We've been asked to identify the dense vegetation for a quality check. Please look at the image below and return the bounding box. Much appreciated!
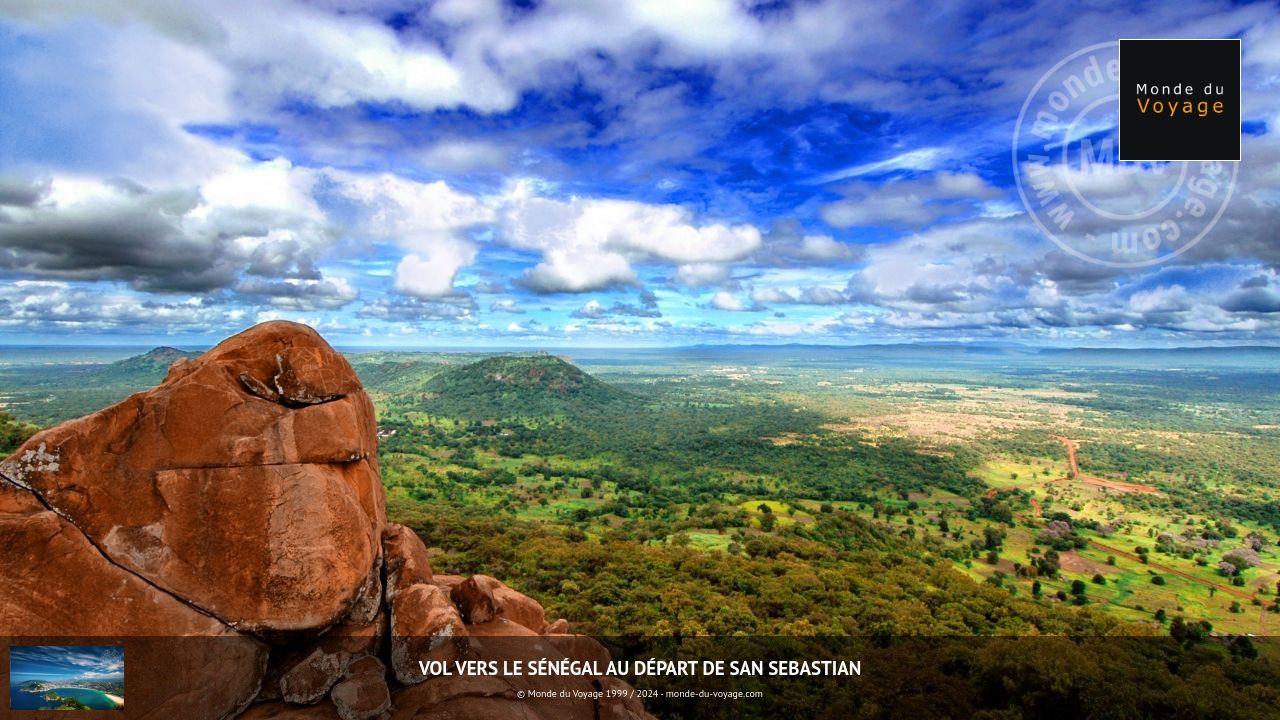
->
[0,410,37,454]
[393,498,1112,637]
[4,348,1277,638]
[4,344,1279,716]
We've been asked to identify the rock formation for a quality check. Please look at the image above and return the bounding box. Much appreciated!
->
[0,321,652,720]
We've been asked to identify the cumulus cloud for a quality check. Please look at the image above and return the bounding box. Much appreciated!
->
[820,172,1003,230]
[488,298,524,313]
[749,287,794,305]
[750,284,846,306]
[752,220,862,267]
[570,291,661,320]
[332,171,493,298]
[799,286,846,305]
[0,280,240,332]
[393,244,477,299]
[710,291,758,312]
[502,181,760,293]
[0,160,339,298]
[517,249,640,293]
[1221,287,1280,314]
[674,262,733,288]
[4,0,1280,343]
[0,176,51,207]
[233,276,357,310]
[357,294,476,322]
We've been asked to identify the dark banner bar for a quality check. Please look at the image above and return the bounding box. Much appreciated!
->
[4,635,1277,719]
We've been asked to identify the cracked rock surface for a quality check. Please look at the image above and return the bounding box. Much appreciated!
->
[0,320,652,720]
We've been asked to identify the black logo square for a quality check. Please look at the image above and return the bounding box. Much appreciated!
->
[1119,39,1240,161]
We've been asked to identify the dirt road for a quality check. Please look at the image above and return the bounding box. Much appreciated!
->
[1054,435,1158,494]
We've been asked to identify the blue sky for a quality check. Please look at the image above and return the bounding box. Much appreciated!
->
[0,0,1278,347]
[9,646,124,682]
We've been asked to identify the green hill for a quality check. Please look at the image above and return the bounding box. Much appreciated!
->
[90,346,200,385]
[421,354,630,419]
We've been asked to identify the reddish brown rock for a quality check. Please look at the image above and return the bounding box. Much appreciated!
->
[331,655,392,720]
[465,617,542,638]
[391,622,656,720]
[546,634,612,669]
[389,677,520,720]
[0,321,385,635]
[597,676,655,720]
[343,562,385,628]
[431,574,466,592]
[331,608,389,657]
[0,484,246,640]
[391,671,593,720]
[280,647,350,704]
[240,701,342,719]
[390,583,467,685]
[451,574,549,633]
[545,618,570,634]
[382,523,433,597]
[109,462,379,635]
[256,612,384,706]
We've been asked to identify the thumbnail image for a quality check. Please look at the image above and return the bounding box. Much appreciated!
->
[9,646,124,711]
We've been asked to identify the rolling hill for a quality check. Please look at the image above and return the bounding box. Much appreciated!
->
[90,346,200,385]
[420,354,631,419]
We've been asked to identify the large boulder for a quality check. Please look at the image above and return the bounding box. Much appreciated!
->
[389,583,467,685]
[331,655,392,720]
[279,647,351,705]
[451,574,549,633]
[0,321,385,636]
[383,523,434,597]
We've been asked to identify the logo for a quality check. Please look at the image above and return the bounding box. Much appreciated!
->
[1119,39,1241,161]
[1012,42,1237,268]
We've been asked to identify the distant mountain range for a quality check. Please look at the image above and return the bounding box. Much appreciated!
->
[663,342,1280,366]
[680,341,1280,355]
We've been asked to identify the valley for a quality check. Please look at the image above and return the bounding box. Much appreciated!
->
[3,343,1278,642]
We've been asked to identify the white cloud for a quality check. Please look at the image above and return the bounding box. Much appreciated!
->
[675,262,732,287]
[0,280,237,332]
[419,140,510,173]
[518,249,639,293]
[749,287,795,304]
[710,291,746,311]
[332,171,493,298]
[0,158,338,295]
[821,172,1003,229]
[572,299,606,319]
[814,147,946,184]
[197,157,322,216]
[501,181,760,293]
[233,276,357,310]
[1128,285,1193,314]
[488,298,523,313]
[392,245,476,299]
